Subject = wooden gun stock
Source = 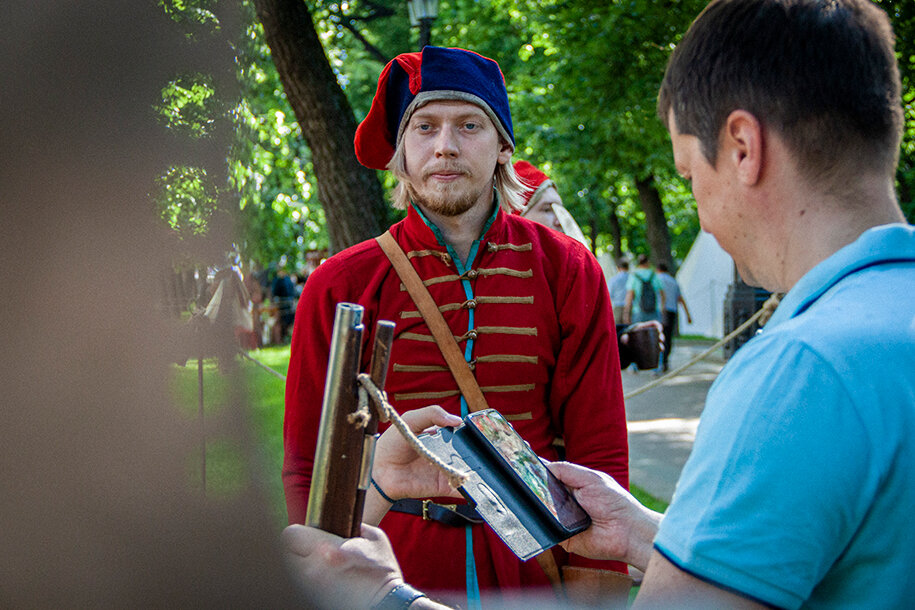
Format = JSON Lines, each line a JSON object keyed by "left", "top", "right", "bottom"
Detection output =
{"left": 305, "top": 303, "right": 395, "bottom": 537}
{"left": 350, "top": 319, "right": 395, "bottom": 535}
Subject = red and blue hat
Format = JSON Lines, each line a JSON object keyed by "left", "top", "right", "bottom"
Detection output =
{"left": 354, "top": 46, "right": 514, "bottom": 170}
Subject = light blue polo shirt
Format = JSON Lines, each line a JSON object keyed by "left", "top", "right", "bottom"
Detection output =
{"left": 654, "top": 223, "right": 915, "bottom": 608}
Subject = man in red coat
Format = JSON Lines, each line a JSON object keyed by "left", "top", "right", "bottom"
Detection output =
{"left": 283, "top": 46, "right": 629, "bottom": 606}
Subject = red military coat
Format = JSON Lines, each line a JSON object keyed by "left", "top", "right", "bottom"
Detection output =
{"left": 283, "top": 204, "right": 629, "bottom": 600}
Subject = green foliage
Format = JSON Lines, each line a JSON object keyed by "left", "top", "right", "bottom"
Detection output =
{"left": 900, "top": 85, "right": 915, "bottom": 222}
{"left": 230, "top": 5, "right": 329, "bottom": 268}
{"left": 154, "top": 165, "right": 218, "bottom": 236}
{"left": 154, "top": 0, "right": 328, "bottom": 268}
{"left": 154, "top": 0, "right": 232, "bottom": 263}
{"left": 156, "top": 73, "right": 219, "bottom": 138}
{"left": 158, "top": 0, "right": 221, "bottom": 40}
{"left": 487, "top": 0, "right": 706, "bottom": 259}
{"left": 875, "top": 0, "right": 915, "bottom": 222}
{"left": 155, "top": 0, "right": 915, "bottom": 271}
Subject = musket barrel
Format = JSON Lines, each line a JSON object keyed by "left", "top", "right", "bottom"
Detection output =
{"left": 306, "top": 303, "right": 365, "bottom": 536}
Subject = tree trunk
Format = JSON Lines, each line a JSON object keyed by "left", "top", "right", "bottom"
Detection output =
{"left": 634, "top": 175, "right": 673, "bottom": 269}
{"left": 585, "top": 199, "right": 599, "bottom": 254}
{"left": 254, "top": 0, "right": 388, "bottom": 254}
{"left": 607, "top": 207, "right": 623, "bottom": 260}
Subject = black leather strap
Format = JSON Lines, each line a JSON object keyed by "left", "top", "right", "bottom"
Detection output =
{"left": 372, "top": 583, "right": 427, "bottom": 610}
{"left": 390, "top": 498, "right": 484, "bottom": 526}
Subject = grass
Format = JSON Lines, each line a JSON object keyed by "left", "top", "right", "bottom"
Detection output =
{"left": 677, "top": 333, "right": 718, "bottom": 342}
{"left": 170, "top": 346, "right": 289, "bottom": 526}
{"left": 170, "top": 345, "right": 669, "bottom": 529}
{"left": 631, "top": 484, "right": 668, "bottom": 513}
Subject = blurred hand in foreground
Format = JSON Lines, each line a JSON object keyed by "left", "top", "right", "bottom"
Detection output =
{"left": 282, "top": 523, "right": 402, "bottom": 607}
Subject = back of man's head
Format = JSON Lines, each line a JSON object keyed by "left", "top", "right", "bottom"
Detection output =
{"left": 658, "top": 0, "right": 902, "bottom": 188}
{"left": 617, "top": 258, "right": 630, "bottom": 271}
{"left": 637, "top": 253, "right": 651, "bottom": 266}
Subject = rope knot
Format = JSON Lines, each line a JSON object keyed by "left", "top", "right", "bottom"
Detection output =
{"left": 356, "top": 373, "right": 467, "bottom": 489}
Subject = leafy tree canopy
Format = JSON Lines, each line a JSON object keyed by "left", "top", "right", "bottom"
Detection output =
{"left": 155, "top": 0, "right": 915, "bottom": 272}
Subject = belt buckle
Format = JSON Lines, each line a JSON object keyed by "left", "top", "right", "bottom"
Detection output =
{"left": 421, "top": 500, "right": 458, "bottom": 520}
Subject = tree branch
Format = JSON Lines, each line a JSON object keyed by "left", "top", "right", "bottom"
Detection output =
{"left": 336, "top": 15, "right": 390, "bottom": 65}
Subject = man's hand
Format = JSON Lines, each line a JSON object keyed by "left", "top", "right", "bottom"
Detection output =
{"left": 548, "top": 461, "right": 662, "bottom": 571}
{"left": 282, "top": 523, "right": 403, "bottom": 608}
{"left": 365, "top": 406, "right": 465, "bottom": 525}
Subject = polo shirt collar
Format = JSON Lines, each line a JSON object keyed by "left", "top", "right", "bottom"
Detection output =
{"left": 766, "top": 223, "right": 915, "bottom": 329}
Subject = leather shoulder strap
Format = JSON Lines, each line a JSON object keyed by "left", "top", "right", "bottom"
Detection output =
{"left": 375, "top": 231, "right": 489, "bottom": 413}
{"left": 378, "top": 231, "right": 564, "bottom": 588}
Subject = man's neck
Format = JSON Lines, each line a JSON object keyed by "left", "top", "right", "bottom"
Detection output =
{"left": 770, "top": 174, "right": 904, "bottom": 291}
{"left": 415, "top": 195, "right": 496, "bottom": 267}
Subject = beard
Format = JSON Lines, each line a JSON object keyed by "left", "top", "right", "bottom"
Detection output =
{"left": 407, "top": 166, "right": 490, "bottom": 217}
{"left": 412, "top": 183, "right": 480, "bottom": 217}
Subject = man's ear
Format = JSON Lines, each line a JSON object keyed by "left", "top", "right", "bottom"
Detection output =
{"left": 724, "top": 110, "right": 763, "bottom": 186}
{"left": 497, "top": 141, "right": 513, "bottom": 165}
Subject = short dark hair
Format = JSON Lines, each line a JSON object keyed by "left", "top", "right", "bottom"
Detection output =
{"left": 637, "top": 253, "right": 651, "bottom": 266}
{"left": 658, "top": 0, "right": 902, "bottom": 185}
{"left": 617, "top": 258, "right": 630, "bottom": 270}
{"left": 657, "top": 262, "right": 670, "bottom": 273}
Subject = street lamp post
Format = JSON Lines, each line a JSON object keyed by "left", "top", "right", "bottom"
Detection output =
{"left": 406, "top": 0, "right": 439, "bottom": 50}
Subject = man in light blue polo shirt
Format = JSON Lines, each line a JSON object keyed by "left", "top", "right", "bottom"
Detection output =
{"left": 279, "top": 1, "right": 915, "bottom": 607}
{"left": 555, "top": 0, "right": 915, "bottom": 607}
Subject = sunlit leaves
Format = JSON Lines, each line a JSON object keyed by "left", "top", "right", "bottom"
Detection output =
{"left": 231, "top": 2, "right": 329, "bottom": 265}
{"left": 155, "top": 166, "right": 218, "bottom": 237}
{"left": 158, "top": 0, "right": 220, "bottom": 40}
{"left": 156, "top": 73, "right": 218, "bottom": 137}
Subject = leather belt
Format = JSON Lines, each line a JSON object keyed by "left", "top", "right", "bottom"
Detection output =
{"left": 390, "top": 499, "right": 484, "bottom": 527}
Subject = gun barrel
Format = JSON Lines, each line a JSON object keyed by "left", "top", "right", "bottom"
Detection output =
{"left": 306, "top": 303, "right": 365, "bottom": 536}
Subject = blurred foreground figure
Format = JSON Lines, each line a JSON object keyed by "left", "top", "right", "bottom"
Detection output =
{"left": 0, "top": 3, "right": 300, "bottom": 606}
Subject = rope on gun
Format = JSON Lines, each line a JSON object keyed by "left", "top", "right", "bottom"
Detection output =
{"left": 355, "top": 373, "right": 468, "bottom": 489}
{"left": 623, "top": 293, "right": 783, "bottom": 400}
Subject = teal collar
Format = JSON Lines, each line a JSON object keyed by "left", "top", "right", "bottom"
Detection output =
{"left": 412, "top": 195, "right": 500, "bottom": 272}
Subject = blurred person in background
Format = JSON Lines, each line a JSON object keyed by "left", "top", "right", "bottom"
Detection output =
{"left": 656, "top": 262, "right": 691, "bottom": 372}
{"left": 608, "top": 258, "right": 630, "bottom": 323}
{"left": 513, "top": 160, "right": 662, "bottom": 369}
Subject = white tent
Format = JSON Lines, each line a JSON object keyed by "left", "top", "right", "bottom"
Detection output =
{"left": 676, "top": 231, "right": 735, "bottom": 338}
